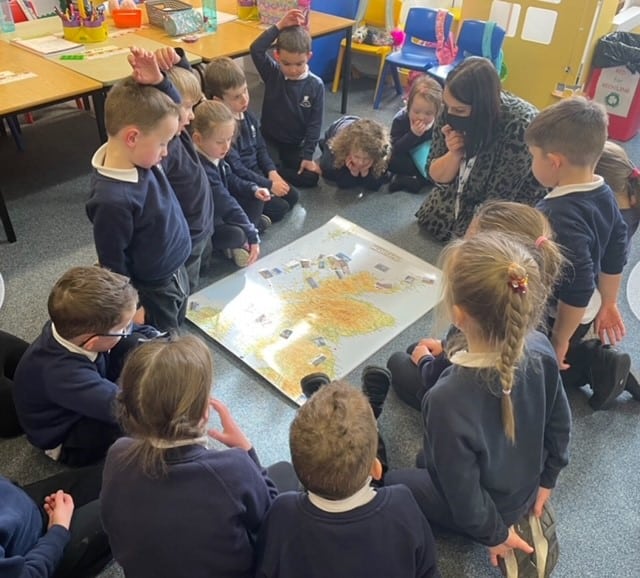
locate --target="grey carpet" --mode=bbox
[1,74,639,578]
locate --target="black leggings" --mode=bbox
[0,330,28,437]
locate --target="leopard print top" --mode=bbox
[416,92,548,242]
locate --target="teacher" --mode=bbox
[416,57,547,241]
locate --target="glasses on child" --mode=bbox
[79,321,134,347]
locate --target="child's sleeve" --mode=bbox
[226,148,272,190]
[226,167,262,202]
[601,209,629,275]
[0,525,70,578]
[390,110,423,156]
[254,127,277,175]
[250,26,281,83]
[302,82,324,161]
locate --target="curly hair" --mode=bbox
[329,119,390,178]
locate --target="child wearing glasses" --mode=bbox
[13,266,162,467]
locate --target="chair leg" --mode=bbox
[6,116,25,152]
[391,66,403,96]
[0,187,17,243]
[372,55,387,108]
[331,44,346,94]
[374,62,390,109]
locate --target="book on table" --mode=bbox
[11,35,84,55]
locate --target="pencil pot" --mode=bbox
[237,0,258,21]
[257,0,310,28]
[62,19,109,42]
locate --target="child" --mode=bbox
[250,9,324,188]
[204,56,299,222]
[0,464,111,577]
[192,100,263,268]
[319,116,391,191]
[596,140,640,250]
[389,74,443,193]
[13,266,160,466]
[131,46,214,295]
[386,233,571,578]
[101,335,296,578]
[526,97,631,410]
[256,381,440,578]
[86,75,191,331]
[388,200,565,411]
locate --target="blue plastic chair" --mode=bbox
[426,19,506,86]
[374,7,453,109]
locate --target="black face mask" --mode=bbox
[443,110,473,134]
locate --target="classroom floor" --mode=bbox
[1,75,639,577]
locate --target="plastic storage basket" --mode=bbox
[145,0,191,28]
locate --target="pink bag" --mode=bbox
[434,9,457,66]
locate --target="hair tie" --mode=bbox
[502,389,512,396]
[508,267,528,295]
[630,167,640,180]
[535,236,547,248]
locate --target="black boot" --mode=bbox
[361,365,392,419]
[625,371,640,401]
[300,372,331,399]
[588,343,631,411]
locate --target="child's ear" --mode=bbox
[124,127,140,147]
[274,50,280,62]
[451,304,467,329]
[80,335,100,352]
[370,458,383,481]
[192,131,202,146]
[547,152,564,169]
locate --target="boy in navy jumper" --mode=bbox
[525,97,632,410]
[13,267,159,466]
[86,75,191,331]
[204,56,299,223]
[256,382,440,578]
[250,9,323,189]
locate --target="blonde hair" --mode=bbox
[105,77,180,136]
[191,99,235,139]
[440,233,546,444]
[525,96,607,167]
[48,266,137,339]
[117,335,213,477]
[204,56,246,99]
[165,66,203,104]
[290,381,377,500]
[596,140,640,210]
[471,201,566,292]
[329,119,390,178]
[406,74,442,117]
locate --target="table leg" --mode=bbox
[0,187,17,243]
[341,26,353,114]
[92,90,107,144]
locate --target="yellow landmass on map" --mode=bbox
[187,306,231,336]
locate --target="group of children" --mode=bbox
[2,7,640,578]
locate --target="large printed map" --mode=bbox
[188,216,442,404]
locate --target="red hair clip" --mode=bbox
[630,167,640,180]
[508,273,528,295]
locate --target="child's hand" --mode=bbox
[487,527,534,568]
[346,157,360,177]
[255,188,271,201]
[531,487,552,519]
[207,398,252,451]
[411,344,437,365]
[133,305,146,325]
[154,47,180,71]
[44,490,74,530]
[269,172,290,197]
[594,303,626,345]
[550,335,570,370]
[417,338,443,356]
[277,9,305,29]
[299,159,321,175]
[410,118,429,137]
[247,243,260,265]
[128,47,163,85]
[441,125,465,157]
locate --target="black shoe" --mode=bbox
[388,175,423,194]
[257,214,272,233]
[625,371,640,401]
[361,365,391,419]
[588,344,631,410]
[300,372,330,399]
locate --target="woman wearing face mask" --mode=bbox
[416,57,547,241]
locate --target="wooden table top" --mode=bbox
[0,42,102,115]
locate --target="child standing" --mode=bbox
[204,56,299,222]
[386,233,571,578]
[250,9,323,188]
[86,76,191,331]
[526,97,630,410]
[388,201,565,411]
[101,335,295,578]
[13,266,160,466]
[256,381,439,578]
[389,74,443,193]
[192,100,263,268]
[595,140,640,250]
[319,116,391,191]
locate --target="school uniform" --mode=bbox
[101,439,279,578]
[197,150,260,251]
[256,485,440,578]
[250,25,324,188]
[87,145,191,331]
[0,330,27,437]
[386,331,571,547]
[389,108,433,179]
[226,110,299,221]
